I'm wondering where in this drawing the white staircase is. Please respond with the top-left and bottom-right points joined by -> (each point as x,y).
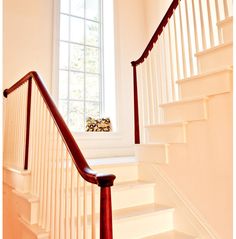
3,8 -> 232,239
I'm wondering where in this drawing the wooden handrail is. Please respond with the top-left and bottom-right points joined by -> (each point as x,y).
131,0 -> 180,67
131,0 -> 180,144
4,71 -> 115,238
4,71 -> 116,186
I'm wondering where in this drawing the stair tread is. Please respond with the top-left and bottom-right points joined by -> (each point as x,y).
217,16 -> 233,26
88,156 -> 137,167
19,217 -> 49,236
195,41 -> 233,56
3,164 -> 31,175
114,180 -> 155,189
142,230 -> 196,239
113,204 -> 174,220
13,190 -> 39,202
145,122 -> 188,128
177,65 -> 233,83
160,96 -> 208,107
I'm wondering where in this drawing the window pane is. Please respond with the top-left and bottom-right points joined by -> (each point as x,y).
85,102 -> 100,119
85,47 -> 99,73
59,100 -> 68,121
60,14 -> 69,41
70,17 -> 84,44
69,101 -> 84,131
70,72 -> 84,100
86,0 -> 100,21
71,0 -> 84,18
70,44 -> 84,71
86,21 -> 99,47
59,70 -> 68,99
60,0 -> 69,13
59,42 -> 69,69
86,74 -> 99,101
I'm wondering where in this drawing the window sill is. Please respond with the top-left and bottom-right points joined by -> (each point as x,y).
72,131 -> 122,141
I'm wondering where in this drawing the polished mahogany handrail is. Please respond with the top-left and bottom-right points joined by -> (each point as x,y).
3,71 -> 116,186
131,0 -> 179,67
4,71 -> 115,238
131,0 -> 180,144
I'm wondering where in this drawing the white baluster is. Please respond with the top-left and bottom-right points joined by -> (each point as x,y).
199,0 -> 207,49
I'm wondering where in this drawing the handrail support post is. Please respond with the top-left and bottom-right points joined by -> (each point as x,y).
24,77 -> 32,170
100,186 -> 113,239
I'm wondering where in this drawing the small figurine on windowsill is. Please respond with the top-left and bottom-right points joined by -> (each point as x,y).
86,117 -> 112,132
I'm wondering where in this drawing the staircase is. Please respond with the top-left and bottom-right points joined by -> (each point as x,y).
3,0 -> 233,239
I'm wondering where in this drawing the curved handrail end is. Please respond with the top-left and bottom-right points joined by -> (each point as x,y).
97,173 -> 116,187
3,89 -> 8,98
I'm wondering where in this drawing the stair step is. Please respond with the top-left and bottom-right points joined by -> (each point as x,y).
160,97 -> 208,122
217,16 -> 233,43
145,122 -> 187,143
88,156 -> 138,183
3,165 -> 31,193
196,41 -> 233,74
177,66 -> 232,99
136,143 -> 169,164
19,217 -> 49,239
112,181 -> 156,209
142,230 -> 196,239
113,204 -> 174,239
13,191 -> 39,225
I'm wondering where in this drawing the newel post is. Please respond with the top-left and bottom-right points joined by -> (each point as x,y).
131,62 -> 140,144
24,77 -> 32,170
98,174 -> 116,239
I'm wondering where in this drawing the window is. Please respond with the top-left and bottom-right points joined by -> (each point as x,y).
58,0 -> 104,132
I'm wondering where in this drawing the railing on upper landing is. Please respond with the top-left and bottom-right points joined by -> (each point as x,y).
131,0 -> 233,144
3,71 -> 115,239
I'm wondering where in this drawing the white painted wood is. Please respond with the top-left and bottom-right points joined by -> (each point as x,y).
217,16 -> 233,43
145,122 -> 187,143
135,144 -> 169,164
13,190 -> 39,225
142,230 -> 196,239
178,2 -> 187,78
191,0 -> 199,52
196,42 -> 233,73
113,204 -> 174,239
161,97 -> 208,122
206,0 -> 215,47
177,67 -> 232,99
199,0 -> 207,49
19,217 -> 49,239
3,166 -> 31,193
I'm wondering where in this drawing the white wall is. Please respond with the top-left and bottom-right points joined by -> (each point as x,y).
3,0 -> 54,90
144,0 -> 172,39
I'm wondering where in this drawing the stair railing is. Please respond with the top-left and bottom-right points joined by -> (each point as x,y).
131,0 -> 232,144
3,71 -> 115,238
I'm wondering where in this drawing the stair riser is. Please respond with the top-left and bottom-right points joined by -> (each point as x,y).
146,125 -> 186,143
19,218 -> 49,239
94,164 -> 138,183
135,145 -> 169,164
178,69 -> 232,99
162,99 -> 208,122
197,43 -> 233,74
113,210 -> 174,239
218,17 -> 233,43
13,192 -> 38,225
66,183 -> 156,213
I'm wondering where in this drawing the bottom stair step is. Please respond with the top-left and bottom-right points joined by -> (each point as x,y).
113,204 -> 175,239
142,230 -> 196,239
19,217 -> 49,239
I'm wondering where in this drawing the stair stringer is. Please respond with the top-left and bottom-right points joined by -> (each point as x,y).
139,162 -> 220,239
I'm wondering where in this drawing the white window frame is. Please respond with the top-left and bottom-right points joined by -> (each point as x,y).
52,0 -> 117,134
